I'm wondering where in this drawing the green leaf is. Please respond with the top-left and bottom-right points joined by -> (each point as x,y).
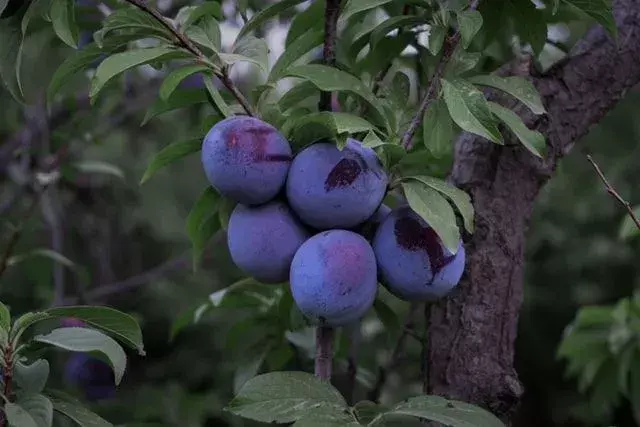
45,306 -> 144,356
444,48 -> 481,77
187,188 -> 222,270
618,206 -> 640,240
96,7 -> 174,44
369,15 -> 426,50
90,47 -> 189,101
0,301 -> 10,331
221,35 -> 269,72
5,403 -> 38,427
142,89 -> 210,125
278,81 -> 319,112
14,360 -> 50,394
0,16 -> 24,102
72,161 -> 125,180
428,25 -> 446,56
383,395 -> 505,427
16,394 -> 53,427
488,102 -> 545,158
563,0 -> 616,38
11,312 -> 50,344
237,0 -> 306,40
49,0 -> 78,48
293,409 -> 360,427
269,28 -> 323,83
441,78 -> 502,144
283,64 -> 387,128
140,138 -> 201,184
506,0 -> 547,54
422,99 -> 455,159
468,75 -> 546,115
33,327 -> 127,385
233,346 -> 269,394
185,16 -> 221,53
286,0 -> 324,46
406,176 -> 474,234
402,181 -> 460,253
47,390 -> 112,427
456,9 -> 483,49
373,298 -> 400,337
225,371 -> 347,423
160,64 -> 210,101
0,0 -> 8,16
204,78 -> 233,119
340,0 -> 394,23
217,196 -> 236,231
182,2 -> 223,27
286,111 -> 377,149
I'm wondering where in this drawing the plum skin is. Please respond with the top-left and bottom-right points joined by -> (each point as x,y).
64,353 -> 116,401
286,139 -> 389,230
227,201 -> 310,284
372,206 -> 465,301
290,230 -> 378,326
201,116 -> 293,205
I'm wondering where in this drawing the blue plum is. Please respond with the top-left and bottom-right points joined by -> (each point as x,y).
372,206 -> 465,301
64,353 -> 116,401
227,200 -> 310,283
201,116 -> 293,205
290,230 -> 378,326
286,139 -> 389,229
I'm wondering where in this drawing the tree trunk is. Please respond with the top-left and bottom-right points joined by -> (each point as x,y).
427,0 -> 640,422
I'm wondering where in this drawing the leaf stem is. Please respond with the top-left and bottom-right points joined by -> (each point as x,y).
400,0 -> 480,150
315,322 -> 334,381
122,0 -> 255,116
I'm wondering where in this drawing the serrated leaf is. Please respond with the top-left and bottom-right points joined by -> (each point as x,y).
73,161 -> 125,180
340,0 -> 394,23
428,25 -> 446,56
160,64 -> 210,101
406,176 -> 474,234
204,78 -> 232,118
90,47 -> 189,101
5,403 -> 38,427
0,301 -> 10,330
45,306 -> 144,355
221,35 -> 269,72
444,48 -> 481,76
384,395 -> 505,427
185,16 -> 221,53
402,181 -> 460,253
564,0 -> 616,38
237,0 -> 306,40
17,394 -> 53,427
423,98 -> 455,159
225,371 -> 347,423
488,102 -> 545,158
469,74 -> 546,115
14,360 -> 50,394
370,15 -> 427,50
140,139 -> 201,184
441,78 -> 502,144
49,0 -> 78,48
456,9 -> 483,49
33,327 -> 127,385
269,28 -> 323,83
96,7 -> 173,43
47,390 -> 112,427
142,89 -> 210,125
286,0 -> 324,47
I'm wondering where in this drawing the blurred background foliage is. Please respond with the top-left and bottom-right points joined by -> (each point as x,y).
0,0 -> 639,426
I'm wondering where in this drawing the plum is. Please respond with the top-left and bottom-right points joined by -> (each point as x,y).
372,206 -> 465,301
201,116 -> 292,205
286,139 -> 389,229
227,200 -> 310,283
290,230 -> 377,326
64,353 -> 116,401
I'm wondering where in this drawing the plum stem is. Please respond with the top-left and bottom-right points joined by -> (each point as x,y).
421,302 -> 432,394
123,0 -> 255,116
400,0 -> 480,150
318,0 -> 341,112
315,322 -> 334,381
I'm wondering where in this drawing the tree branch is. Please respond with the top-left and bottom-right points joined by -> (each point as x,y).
586,154 -> 640,230
318,0 -> 341,112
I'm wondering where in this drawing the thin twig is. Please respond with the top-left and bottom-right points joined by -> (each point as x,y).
400,0 -> 480,150
587,154 -> 640,231
123,0 -> 255,116
368,302 -> 420,402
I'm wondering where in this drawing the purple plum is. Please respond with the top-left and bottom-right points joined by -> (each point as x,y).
286,139 -> 389,230
227,200 -> 310,283
64,353 -> 116,401
289,230 -> 378,326
201,116 -> 293,205
372,206 -> 465,301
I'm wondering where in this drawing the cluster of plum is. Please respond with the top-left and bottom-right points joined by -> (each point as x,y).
201,116 -> 465,327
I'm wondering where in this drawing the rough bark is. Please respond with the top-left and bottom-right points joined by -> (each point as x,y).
427,0 -> 640,422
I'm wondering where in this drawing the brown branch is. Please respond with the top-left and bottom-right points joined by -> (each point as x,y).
586,154 -> 640,231
368,302 -> 419,402
318,0 -> 341,112
122,0 -> 255,116
401,0 -> 480,150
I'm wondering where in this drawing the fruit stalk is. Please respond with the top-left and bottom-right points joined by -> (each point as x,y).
314,322 -> 334,381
